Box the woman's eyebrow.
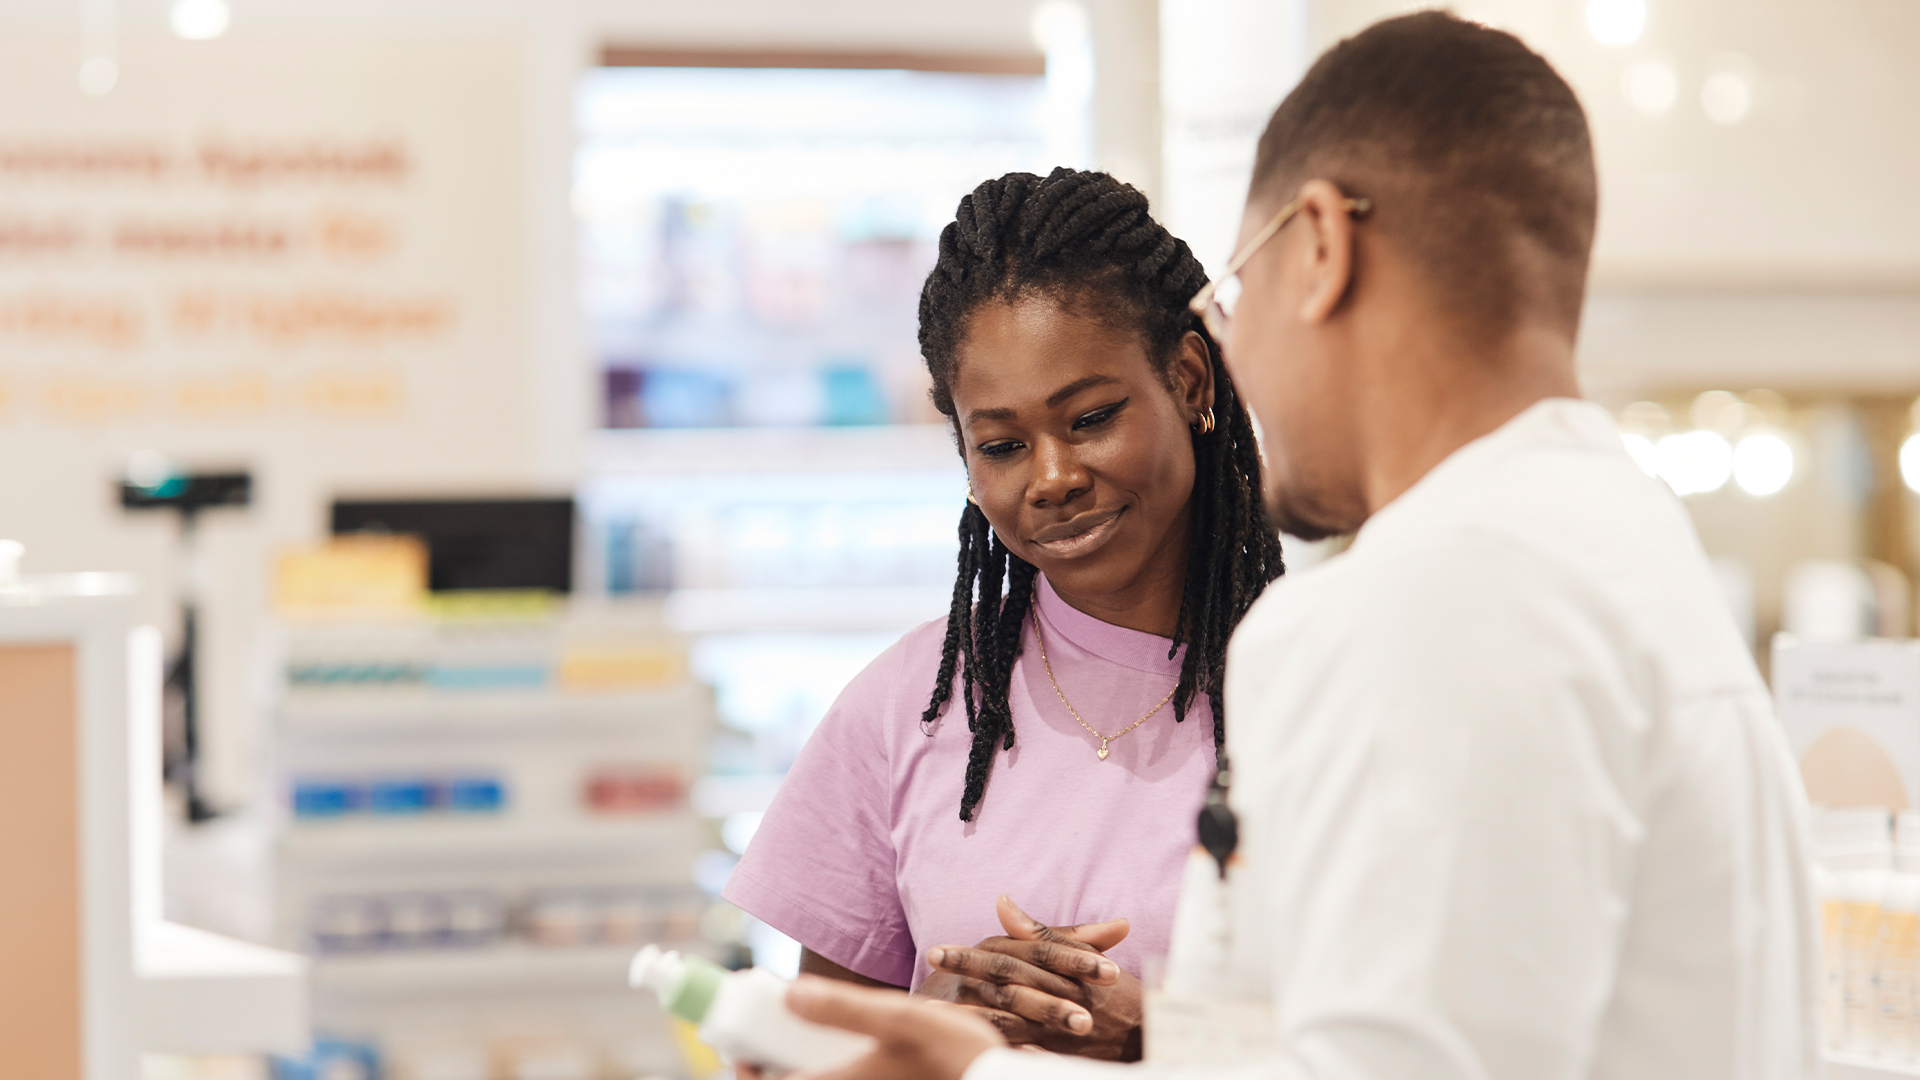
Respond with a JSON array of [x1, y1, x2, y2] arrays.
[[966, 405, 1016, 424], [964, 374, 1123, 426], [1046, 374, 1120, 408]]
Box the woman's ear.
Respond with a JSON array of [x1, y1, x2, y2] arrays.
[[1171, 330, 1215, 415]]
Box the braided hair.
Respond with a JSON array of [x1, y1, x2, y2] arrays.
[[918, 167, 1284, 822]]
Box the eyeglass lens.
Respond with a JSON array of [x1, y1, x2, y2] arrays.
[[1214, 274, 1244, 320]]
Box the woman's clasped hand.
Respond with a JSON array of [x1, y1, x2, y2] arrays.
[[914, 895, 1143, 1061]]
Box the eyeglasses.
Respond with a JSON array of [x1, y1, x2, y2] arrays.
[[1187, 194, 1373, 342]]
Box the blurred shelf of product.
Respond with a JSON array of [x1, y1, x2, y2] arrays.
[[663, 585, 952, 634], [587, 422, 961, 474], [1777, 636, 1920, 1076], [576, 64, 1068, 431], [577, 467, 965, 603], [278, 682, 710, 736], [307, 942, 646, 996], [264, 593, 726, 1074], [277, 814, 706, 867]]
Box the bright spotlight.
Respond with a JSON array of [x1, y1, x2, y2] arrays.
[[1733, 432, 1794, 497], [1586, 0, 1645, 46], [1901, 433, 1920, 494], [1623, 61, 1678, 115], [1620, 433, 1660, 477], [1029, 0, 1090, 52], [170, 0, 231, 41], [1655, 430, 1733, 496], [1702, 70, 1752, 125]]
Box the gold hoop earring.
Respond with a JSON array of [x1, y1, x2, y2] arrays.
[[1195, 408, 1216, 435], [966, 484, 979, 506]]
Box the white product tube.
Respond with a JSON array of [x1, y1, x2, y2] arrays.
[[631, 945, 873, 1075]]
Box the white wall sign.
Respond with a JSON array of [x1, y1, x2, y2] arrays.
[[0, 35, 533, 804], [1774, 636, 1920, 808]]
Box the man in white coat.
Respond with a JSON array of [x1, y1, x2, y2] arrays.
[[784, 12, 1818, 1079]]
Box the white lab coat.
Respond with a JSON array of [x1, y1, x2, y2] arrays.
[[968, 399, 1818, 1080]]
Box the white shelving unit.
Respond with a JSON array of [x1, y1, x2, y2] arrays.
[[279, 813, 706, 868], [1830, 1053, 1920, 1078], [586, 423, 960, 476], [663, 585, 951, 634], [267, 602, 718, 1074], [278, 683, 712, 735], [309, 942, 639, 996]]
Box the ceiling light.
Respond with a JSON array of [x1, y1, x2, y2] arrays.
[[1619, 400, 1672, 433], [1690, 389, 1746, 433], [1623, 61, 1678, 115], [1029, 0, 1089, 53], [1586, 0, 1645, 46], [1732, 432, 1794, 497], [1655, 430, 1733, 496], [1702, 70, 1752, 125], [170, 0, 230, 41]]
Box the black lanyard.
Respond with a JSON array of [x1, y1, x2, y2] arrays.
[[1197, 753, 1238, 879]]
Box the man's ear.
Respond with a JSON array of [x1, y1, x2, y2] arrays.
[[1292, 178, 1358, 326], [1170, 330, 1215, 415]]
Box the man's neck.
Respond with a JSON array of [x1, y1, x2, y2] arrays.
[[1355, 319, 1582, 517]]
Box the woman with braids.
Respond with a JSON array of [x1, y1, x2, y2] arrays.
[[721, 168, 1283, 1061]]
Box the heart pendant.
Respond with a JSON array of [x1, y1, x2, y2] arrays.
[[1097, 745, 1110, 760]]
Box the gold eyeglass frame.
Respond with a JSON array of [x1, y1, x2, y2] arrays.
[[1187, 194, 1373, 342]]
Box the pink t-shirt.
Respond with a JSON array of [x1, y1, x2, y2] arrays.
[[723, 574, 1213, 989]]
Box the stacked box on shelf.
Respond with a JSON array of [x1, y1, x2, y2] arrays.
[[268, 599, 720, 1078]]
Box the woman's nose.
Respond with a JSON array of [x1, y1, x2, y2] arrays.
[[1028, 438, 1091, 508]]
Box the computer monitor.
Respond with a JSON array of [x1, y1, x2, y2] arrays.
[[330, 497, 574, 593]]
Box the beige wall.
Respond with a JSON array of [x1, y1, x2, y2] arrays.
[[1161, 0, 1920, 392], [1310, 0, 1920, 288]]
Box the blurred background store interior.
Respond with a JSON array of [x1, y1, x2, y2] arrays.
[[1, 0, 1918, 1076]]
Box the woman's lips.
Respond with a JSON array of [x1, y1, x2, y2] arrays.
[[1030, 508, 1125, 559]]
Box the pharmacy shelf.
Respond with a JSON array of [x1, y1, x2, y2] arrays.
[[587, 423, 960, 475], [277, 683, 712, 737], [664, 585, 949, 633], [309, 942, 644, 996], [1829, 1053, 1920, 1078], [278, 813, 705, 868]]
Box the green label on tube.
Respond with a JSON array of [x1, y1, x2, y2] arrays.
[[665, 954, 726, 1024]]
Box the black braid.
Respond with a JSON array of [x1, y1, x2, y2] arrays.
[[918, 168, 1285, 821]]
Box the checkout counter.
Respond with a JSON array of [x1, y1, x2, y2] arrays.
[[0, 567, 307, 1078]]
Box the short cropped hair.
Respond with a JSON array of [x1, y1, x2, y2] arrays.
[[1251, 11, 1597, 335]]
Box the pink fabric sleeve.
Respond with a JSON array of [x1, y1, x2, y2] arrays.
[[722, 633, 921, 987]]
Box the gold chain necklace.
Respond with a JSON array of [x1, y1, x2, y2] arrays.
[[1031, 605, 1178, 761]]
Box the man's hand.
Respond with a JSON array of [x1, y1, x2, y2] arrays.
[[786, 976, 1004, 1080], [918, 896, 1144, 1061]]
